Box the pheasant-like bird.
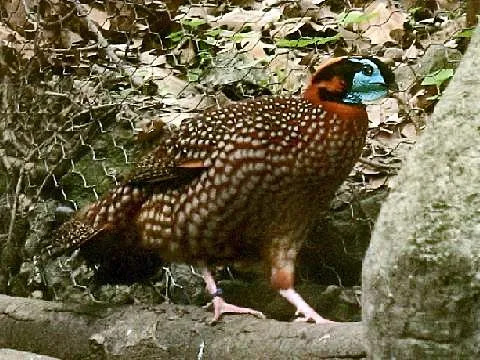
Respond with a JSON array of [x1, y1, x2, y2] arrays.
[[54, 57, 395, 323]]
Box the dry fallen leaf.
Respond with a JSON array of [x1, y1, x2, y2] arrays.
[[159, 112, 196, 127], [139, 51, 167, 66], [404, 43, 420, 59], [401, 123, 417, 139], [0, 21, 23, 42], [366, 175, 389, 190], [0, 22, 34, 60], [161, 95, 216, 112], [366, 98, 400, 128], [125, 66, 197, 97], [267, 54, 306, 93], [60, 29, 83, 48], [271, 18, 308, 39], [88, 7, 111, 30], [209, 7, 283, 31], [371, 132, 404, 152], [3, 0, 31, 31], [357, 0, 406, 45]]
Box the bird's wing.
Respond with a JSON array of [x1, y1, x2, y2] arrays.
[[125, 143, 202, 185], [125, 107, 233, 185], [126, 96, 301, 185]]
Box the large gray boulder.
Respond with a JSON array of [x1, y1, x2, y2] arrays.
[[363, 28, 480, 358]]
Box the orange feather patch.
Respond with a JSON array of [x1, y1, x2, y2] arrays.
[[317, 76, 346, 94], [319, 101, 368, 122], [270, 269, 294, 290], [178, 160, 207, 168]]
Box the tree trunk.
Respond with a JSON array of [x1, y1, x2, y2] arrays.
[[0, 294, 366, 359]]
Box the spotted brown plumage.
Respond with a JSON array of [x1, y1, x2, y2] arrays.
[[52, 56, 395, 323]]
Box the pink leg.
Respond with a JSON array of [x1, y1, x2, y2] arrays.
[[279, 288, 336, 324], [202, 268, 265, 323]]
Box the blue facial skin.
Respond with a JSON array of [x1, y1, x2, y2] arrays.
[[342, 58, 388, 104]]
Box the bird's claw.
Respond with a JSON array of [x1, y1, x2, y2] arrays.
[[207, 296, 266, 324], [294, 310, 336, 324]]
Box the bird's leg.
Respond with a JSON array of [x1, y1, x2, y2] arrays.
[[278, 288, 334, 324], [202, 267, 265, 323], [271, 255, 335, 324]]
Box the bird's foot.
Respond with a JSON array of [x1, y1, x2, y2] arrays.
[[205, 296, 266, 324], [294, 309, 336, 324], [278, 288, 337, 324]]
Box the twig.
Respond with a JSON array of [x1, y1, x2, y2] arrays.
[[6, 148, 39, 245], [40, 6, 76, 29], [6, 165, 25, 245]]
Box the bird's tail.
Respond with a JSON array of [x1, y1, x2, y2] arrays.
[[47, 184, 148, 258], [40, 184, 163, 287]]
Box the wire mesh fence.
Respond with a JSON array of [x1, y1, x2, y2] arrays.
[[0, 0, 470, 319]]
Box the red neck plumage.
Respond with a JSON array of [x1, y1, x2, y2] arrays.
[[303, 83, 368, 122]]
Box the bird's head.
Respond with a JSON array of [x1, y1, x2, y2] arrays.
[[303, 57, 396, 106]]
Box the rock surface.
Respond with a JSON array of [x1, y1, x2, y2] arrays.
[[363, 28, 480, 358], [0, 349, 59, 360]]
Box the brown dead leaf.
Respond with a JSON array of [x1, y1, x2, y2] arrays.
[[338, 28, 373, 53], [60, 29, 83, 48], [176, 3, 214, 20], [3, 0, 31, 32], [161, 95, 216, 112], [159, 113, 196, 127], [366, 98, 399, 128], [0, 22, 34, 60], [366, 103, 383, 128], [360, 166, 381, 175], [267, 54, 306, 93], [88, 7, 110, 30], [213, 30, 272, 61], [0, 21, 23, 42], [125, 66, 197, 97], [247, 40, 271, 60], [136, 118, 166, 143], [371, 132, 403, 151], [271, 18, 308, 39], [404, 43, 420, 59], [358, 0, 406, 45], [401, 123, 417, 139], [179, 39, 197, 65], [209, 7, 283, 31], [366, 175, 388, 190], [139, 51, 167, 66], [300, 0, 337, 21]]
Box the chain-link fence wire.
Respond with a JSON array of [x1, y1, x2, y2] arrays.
[[0, 0, 470, 317]]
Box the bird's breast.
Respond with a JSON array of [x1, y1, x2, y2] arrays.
[[293, 101, 368, 181]]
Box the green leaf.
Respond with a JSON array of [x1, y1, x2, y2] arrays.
[[187, 68, 203, 82], [205, 28, 222, 38], [166, 30, 185, 43], [454, 28, 474, 38], [197, 50, 212, 66], [338, 11, 377, 26], [181, 18, 207, 29], [276, 34, 340, 48], [231, 32, 256, 41], [408, 7, 423, 15], [421, 69, 454, 86]]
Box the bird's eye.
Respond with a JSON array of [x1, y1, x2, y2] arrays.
[[361, 65, 373, 76]]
